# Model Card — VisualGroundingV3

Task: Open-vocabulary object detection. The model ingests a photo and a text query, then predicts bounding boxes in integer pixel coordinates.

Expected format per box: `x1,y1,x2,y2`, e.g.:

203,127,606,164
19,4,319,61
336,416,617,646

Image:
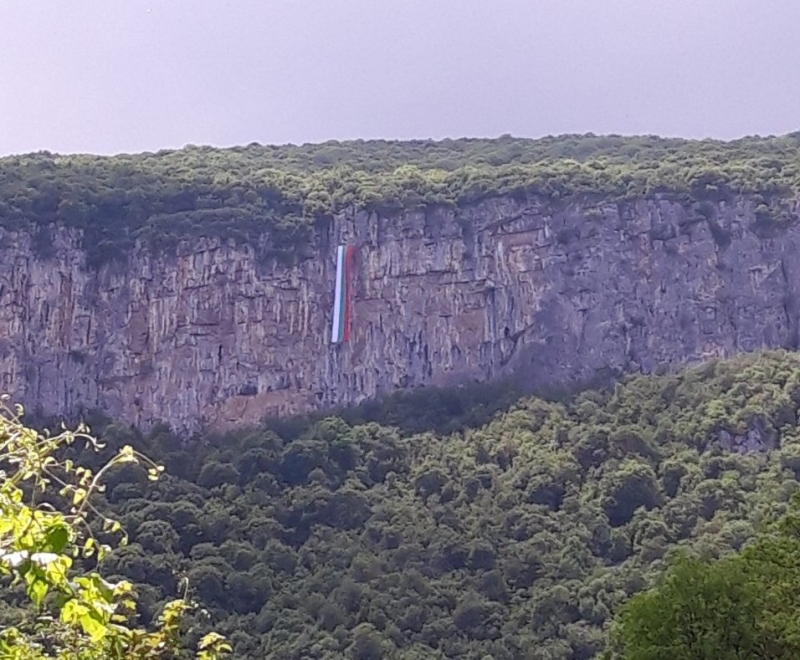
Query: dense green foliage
607,495,800,659
614,551,770,659
266,377,526,441
16,350,798,659
0,401,230,659
2,133,800,267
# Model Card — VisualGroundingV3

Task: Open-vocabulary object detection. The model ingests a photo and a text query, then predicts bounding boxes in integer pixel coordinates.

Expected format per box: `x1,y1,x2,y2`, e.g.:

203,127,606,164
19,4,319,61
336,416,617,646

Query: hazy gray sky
2,0,799,156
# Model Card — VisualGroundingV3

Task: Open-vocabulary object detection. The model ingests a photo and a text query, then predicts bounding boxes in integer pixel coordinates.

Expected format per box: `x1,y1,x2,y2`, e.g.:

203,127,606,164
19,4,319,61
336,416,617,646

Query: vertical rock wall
0,194,798,430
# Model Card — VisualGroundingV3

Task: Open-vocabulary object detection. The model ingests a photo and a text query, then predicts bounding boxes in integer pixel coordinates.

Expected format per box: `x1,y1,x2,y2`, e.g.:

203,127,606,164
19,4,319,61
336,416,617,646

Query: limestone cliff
1,194,799,430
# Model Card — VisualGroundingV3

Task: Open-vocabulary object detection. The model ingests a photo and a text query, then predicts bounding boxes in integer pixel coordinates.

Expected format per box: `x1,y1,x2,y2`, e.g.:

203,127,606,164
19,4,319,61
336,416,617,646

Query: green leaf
26,575,47,609
45,525,69,554
78,610,107,643
72,487,87,506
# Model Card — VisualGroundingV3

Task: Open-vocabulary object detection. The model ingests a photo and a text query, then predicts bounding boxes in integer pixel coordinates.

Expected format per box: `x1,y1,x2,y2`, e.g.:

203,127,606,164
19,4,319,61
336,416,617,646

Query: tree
607,494,800,659
738,498,800,656
0,399,231,659
608,552,764,659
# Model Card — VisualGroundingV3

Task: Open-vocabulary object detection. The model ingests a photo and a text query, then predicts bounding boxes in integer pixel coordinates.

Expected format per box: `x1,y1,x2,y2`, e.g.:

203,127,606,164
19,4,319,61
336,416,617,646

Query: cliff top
2,133,800,267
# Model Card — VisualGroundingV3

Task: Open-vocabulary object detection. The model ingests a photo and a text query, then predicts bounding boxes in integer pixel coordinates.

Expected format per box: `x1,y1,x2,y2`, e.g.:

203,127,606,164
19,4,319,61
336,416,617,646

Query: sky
1,0,799,156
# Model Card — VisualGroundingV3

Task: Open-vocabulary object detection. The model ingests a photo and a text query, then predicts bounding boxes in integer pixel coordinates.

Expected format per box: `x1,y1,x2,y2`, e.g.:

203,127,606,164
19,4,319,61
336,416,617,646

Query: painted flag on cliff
331,244,354,344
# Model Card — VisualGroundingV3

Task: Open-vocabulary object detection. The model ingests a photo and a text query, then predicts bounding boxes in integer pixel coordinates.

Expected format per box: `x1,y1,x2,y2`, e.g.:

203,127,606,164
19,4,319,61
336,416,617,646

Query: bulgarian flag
331,245,354,343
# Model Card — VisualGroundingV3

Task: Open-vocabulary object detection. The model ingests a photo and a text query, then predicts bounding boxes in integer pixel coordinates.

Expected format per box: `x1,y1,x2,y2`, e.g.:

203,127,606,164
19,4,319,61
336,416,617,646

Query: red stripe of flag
343,245,354,342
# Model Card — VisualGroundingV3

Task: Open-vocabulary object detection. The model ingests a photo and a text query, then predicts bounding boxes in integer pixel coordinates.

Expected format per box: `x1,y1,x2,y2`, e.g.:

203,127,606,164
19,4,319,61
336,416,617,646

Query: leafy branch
0,396,231,659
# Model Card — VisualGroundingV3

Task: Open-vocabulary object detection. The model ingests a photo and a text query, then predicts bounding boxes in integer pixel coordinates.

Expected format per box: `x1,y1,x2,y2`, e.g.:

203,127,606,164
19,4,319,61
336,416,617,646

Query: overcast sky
1,0,799,156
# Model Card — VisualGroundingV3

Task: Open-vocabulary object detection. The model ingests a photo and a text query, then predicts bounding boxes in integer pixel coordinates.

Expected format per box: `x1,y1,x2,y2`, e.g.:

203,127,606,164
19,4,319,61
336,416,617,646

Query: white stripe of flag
331,245,345,343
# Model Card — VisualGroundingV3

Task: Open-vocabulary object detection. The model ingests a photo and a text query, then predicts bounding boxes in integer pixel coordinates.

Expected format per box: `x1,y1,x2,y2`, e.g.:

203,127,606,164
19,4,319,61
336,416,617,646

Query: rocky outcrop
1,194,799,430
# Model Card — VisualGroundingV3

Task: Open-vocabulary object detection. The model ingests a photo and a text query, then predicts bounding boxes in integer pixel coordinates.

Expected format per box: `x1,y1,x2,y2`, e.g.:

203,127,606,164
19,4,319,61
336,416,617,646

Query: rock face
1,194,799,430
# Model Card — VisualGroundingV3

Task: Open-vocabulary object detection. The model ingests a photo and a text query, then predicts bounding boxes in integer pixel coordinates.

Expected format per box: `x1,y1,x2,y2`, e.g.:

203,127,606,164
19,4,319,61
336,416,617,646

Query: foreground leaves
0,398,230,659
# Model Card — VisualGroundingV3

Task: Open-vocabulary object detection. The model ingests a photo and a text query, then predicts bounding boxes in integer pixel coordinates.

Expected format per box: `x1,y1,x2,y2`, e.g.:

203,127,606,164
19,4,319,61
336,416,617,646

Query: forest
2,133,800,267
4,134,800,657
5,350,800,658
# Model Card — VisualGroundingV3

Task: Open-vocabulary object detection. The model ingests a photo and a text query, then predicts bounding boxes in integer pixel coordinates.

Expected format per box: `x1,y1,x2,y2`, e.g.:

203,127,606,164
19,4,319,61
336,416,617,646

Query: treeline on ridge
3,350,800,658
1,133,799,268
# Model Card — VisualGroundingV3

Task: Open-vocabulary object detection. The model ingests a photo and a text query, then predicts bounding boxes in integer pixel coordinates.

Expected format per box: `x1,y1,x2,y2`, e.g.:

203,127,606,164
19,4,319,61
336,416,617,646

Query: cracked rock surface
1,194,798,430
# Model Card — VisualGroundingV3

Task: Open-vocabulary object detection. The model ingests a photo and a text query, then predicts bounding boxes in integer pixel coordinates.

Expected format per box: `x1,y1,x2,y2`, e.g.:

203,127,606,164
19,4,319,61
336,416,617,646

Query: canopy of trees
8,350,799,659
1,133,799,267
607,494,800,659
